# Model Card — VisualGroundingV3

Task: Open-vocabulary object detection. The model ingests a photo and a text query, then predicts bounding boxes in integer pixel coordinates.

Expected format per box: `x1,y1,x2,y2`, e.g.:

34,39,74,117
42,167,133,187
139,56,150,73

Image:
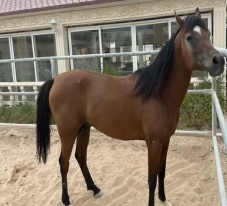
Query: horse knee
59,154,70,174
148,175,157,192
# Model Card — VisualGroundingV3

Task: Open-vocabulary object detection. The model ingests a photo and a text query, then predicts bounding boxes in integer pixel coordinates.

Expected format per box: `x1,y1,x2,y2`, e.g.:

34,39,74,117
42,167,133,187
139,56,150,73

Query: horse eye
186,35,193,42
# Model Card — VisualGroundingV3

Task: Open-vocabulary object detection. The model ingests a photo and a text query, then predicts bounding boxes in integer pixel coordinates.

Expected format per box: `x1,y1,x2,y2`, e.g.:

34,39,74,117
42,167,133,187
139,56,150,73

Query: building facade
0,0,226,104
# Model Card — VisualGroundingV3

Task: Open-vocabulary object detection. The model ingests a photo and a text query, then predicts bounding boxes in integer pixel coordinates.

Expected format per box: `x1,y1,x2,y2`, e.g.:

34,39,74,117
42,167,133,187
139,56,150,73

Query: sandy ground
0,127,227,206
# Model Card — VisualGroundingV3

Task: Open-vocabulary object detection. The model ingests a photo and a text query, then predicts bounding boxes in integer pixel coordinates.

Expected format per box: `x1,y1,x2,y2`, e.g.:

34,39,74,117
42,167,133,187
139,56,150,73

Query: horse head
175,7,224,77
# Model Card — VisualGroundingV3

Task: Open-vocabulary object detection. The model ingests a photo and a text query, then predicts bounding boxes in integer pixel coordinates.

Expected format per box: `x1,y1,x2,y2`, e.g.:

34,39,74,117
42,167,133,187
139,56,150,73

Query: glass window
0,38,12,82
0,38,11,101
171,22,178,37
136,23,168,68
0,31,56,83
71,30,100,72
102,27,132,76
34,34,56,81
13,36,35,82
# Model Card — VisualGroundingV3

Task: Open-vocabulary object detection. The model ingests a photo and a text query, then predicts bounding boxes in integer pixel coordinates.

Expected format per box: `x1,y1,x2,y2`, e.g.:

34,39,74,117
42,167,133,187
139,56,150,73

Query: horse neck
160,34,192,111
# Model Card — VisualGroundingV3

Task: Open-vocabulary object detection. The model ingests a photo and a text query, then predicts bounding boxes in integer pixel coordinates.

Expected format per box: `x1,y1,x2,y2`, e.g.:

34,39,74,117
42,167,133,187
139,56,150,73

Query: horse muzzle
207,54,225,77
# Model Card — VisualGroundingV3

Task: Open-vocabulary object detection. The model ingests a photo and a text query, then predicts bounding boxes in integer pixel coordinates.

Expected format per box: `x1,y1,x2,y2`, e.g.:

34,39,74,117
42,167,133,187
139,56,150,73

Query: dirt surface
0,127,227,206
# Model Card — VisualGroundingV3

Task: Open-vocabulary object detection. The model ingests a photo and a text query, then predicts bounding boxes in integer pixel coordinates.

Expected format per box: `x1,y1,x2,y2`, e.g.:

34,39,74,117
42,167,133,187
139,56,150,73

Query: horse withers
36,8,224,206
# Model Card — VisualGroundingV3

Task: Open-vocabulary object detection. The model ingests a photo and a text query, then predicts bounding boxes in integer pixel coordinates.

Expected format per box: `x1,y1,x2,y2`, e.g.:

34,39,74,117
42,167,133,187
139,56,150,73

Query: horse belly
88,105,144,141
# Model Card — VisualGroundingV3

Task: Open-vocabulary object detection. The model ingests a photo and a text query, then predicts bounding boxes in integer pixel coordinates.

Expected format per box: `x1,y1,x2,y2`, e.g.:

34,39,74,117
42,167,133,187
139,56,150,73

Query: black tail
36,78,54,164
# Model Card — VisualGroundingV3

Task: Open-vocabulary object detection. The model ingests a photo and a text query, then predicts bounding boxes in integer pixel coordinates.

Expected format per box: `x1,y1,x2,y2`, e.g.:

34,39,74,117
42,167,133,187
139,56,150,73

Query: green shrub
102,61,121,76
178,74,226,130
0,102,36,123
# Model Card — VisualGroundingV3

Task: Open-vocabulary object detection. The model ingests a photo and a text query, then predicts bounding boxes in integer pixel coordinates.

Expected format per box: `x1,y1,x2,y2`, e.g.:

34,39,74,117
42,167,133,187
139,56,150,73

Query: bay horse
36,8,224,206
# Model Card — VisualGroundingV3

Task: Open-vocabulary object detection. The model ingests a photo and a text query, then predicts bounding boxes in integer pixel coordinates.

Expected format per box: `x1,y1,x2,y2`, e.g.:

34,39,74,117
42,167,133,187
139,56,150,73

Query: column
55,23,70,73
8,86,15,106
213,6,226,48
20,86,27,102
33,86,38,101
213,6,226,96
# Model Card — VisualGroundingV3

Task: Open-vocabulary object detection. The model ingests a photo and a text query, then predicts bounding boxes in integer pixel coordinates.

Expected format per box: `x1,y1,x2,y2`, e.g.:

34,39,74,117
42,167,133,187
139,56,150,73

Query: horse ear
195,7,201,18
174,10,184,28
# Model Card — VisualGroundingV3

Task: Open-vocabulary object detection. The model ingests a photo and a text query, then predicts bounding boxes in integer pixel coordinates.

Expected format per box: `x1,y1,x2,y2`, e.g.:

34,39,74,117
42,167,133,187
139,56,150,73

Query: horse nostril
212,56,219,66
220,55,225,66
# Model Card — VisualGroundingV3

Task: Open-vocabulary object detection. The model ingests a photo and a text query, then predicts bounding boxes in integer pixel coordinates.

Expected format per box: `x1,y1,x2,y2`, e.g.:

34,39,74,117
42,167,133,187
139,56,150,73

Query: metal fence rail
0,48,227,205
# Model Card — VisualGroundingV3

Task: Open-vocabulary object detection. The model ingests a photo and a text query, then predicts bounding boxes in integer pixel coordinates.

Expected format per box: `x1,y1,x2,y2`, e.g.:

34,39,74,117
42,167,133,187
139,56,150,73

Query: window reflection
71,30,100,72
0,38,11,101
35,34,56,81
136,23,168,68
13,36,35,82
102,27,132,76
0,38,12,82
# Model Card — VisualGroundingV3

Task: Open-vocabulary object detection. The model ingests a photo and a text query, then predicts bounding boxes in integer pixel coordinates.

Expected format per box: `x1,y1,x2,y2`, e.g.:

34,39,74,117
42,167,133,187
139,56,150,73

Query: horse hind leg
75,124,103,198
58,130,77,206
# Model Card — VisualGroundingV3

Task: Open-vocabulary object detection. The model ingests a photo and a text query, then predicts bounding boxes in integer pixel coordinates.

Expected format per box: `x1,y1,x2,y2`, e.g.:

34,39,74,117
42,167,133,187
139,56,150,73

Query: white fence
0,48,226,205
0,78,205,106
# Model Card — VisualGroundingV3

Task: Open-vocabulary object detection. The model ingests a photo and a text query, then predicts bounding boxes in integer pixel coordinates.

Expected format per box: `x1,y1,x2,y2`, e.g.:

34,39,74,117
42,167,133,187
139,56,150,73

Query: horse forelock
183,15,208,33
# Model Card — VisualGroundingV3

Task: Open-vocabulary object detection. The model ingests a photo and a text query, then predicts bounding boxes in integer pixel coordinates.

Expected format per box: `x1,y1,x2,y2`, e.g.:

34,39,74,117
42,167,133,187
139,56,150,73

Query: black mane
132,15,207,101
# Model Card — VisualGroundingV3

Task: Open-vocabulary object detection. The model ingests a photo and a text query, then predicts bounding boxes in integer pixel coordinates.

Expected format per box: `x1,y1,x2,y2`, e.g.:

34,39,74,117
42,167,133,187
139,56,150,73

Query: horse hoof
94,190,103,199
160,201,172,206
159,194,166,202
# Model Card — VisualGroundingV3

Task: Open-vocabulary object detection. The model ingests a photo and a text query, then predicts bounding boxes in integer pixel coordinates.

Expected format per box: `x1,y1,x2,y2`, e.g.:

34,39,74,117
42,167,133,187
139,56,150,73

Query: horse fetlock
158,192,166,202
62,194,70,206
87,184,103,198
87,184,100,193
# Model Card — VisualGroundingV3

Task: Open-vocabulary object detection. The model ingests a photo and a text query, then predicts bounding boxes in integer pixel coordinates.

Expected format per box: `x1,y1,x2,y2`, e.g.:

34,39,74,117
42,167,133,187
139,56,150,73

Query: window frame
0,29,55,82
68,13,212,72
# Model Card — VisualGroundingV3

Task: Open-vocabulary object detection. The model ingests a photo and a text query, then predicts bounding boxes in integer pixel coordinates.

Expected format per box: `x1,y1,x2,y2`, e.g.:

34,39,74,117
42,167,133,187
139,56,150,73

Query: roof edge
0,0,125,17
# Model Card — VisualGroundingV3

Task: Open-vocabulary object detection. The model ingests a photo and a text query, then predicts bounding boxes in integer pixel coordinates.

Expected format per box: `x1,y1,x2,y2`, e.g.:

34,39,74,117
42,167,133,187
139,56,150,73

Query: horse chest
143,117,178,138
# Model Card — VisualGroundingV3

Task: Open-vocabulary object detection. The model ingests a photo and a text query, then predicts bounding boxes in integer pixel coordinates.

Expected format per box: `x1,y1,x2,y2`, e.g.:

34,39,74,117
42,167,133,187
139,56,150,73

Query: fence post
51,59,57,78
212,77,217,137
8,86,15,106
20,86,27,102
33,86,38,101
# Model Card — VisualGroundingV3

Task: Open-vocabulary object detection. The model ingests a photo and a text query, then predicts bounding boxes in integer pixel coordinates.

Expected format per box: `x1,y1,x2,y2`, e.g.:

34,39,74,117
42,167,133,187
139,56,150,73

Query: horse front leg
147,139,163,206
158,140,170,202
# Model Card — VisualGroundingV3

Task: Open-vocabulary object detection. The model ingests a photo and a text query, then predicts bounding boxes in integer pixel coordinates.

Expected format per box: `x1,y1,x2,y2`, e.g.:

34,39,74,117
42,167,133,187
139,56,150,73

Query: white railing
0,78,203,106
0,82,42,106
0,48,205,106
0,49,226,205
